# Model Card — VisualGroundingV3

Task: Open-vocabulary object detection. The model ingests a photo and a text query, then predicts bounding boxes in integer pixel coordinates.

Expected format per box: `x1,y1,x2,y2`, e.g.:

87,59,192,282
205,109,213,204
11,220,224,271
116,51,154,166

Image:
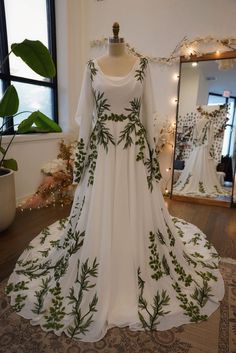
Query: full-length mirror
172,51,236,206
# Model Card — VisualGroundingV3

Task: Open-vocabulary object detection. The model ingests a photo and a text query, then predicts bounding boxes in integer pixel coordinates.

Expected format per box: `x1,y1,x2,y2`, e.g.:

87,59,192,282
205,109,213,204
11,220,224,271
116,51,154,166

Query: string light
18,140,75,211
91,36,236,65
173,73,179,81
171,97,178,105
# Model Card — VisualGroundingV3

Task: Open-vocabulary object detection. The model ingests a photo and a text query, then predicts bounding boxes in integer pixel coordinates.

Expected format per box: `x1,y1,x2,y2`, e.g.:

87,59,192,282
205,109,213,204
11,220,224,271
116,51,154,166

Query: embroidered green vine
88,60,98,81
138,268,170,330
43,282,66,330
67,258,99,339
73,138,86,184
135,57,148,82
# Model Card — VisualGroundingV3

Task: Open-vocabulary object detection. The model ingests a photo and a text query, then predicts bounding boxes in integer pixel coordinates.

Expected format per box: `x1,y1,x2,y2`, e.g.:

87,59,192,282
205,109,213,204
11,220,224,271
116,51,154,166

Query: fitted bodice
90,58,146,119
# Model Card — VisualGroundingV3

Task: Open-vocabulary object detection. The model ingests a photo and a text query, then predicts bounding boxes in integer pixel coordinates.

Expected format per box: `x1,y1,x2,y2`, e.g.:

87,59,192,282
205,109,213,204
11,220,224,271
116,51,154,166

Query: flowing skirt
6,135,224,342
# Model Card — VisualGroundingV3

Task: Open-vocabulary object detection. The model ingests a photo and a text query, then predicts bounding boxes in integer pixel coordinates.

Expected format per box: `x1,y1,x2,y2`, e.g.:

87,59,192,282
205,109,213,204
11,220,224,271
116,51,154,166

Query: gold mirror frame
171,50,236,207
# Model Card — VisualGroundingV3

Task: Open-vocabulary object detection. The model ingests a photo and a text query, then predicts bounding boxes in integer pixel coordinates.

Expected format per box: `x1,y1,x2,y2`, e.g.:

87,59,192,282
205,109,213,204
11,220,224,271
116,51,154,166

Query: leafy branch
138,268,170,330
67,258,99,339
32,276,52,314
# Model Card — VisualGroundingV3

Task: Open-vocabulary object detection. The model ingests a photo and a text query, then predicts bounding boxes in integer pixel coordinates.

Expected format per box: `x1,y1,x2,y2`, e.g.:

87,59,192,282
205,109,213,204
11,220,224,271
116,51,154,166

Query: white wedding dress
174,116,229,197
6,57,224,342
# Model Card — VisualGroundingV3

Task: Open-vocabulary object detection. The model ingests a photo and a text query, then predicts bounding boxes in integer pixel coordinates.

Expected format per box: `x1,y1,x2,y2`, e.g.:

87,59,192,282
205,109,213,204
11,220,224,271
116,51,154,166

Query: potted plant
0,39,62,231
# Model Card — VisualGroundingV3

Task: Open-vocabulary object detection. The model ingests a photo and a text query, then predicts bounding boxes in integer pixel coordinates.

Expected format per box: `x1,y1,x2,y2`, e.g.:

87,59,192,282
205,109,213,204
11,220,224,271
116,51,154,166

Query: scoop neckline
94,57,140,81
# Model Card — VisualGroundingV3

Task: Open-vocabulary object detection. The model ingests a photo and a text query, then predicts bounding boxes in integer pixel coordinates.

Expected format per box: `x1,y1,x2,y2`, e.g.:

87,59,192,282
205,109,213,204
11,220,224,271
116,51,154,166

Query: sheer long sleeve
141,61,162,188
73,64,94,184
141,62,157,151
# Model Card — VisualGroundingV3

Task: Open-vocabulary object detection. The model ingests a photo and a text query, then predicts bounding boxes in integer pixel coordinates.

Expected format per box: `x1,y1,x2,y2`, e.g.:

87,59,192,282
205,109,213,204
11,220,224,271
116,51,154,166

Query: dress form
97,22,137,77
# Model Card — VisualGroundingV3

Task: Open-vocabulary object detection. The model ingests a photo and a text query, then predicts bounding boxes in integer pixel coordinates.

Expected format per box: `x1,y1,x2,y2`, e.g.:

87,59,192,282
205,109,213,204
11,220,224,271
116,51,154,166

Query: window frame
0,0,58,135
208,92,236,156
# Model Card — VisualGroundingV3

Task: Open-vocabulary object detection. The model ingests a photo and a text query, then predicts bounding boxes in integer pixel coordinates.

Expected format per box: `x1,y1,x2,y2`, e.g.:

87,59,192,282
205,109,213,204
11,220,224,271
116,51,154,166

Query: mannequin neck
108,42,127,57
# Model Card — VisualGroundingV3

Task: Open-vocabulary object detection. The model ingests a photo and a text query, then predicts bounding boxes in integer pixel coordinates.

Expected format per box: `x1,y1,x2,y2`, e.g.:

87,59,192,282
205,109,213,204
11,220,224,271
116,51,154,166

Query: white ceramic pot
0,168,16,232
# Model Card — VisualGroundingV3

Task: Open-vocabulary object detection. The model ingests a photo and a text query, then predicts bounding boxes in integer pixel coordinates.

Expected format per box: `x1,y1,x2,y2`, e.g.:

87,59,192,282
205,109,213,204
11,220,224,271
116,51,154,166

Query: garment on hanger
173,115,230,197
6,57,224,342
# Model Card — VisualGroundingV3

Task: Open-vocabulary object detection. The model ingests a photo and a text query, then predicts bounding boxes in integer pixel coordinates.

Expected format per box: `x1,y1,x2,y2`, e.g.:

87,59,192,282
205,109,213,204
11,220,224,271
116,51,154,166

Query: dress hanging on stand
173,115,230,197
6,57,224,342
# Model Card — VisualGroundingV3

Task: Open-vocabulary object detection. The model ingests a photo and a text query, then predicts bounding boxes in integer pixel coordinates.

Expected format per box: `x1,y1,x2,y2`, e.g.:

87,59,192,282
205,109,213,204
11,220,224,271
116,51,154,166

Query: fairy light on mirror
173,73,179,81
171,97,178,105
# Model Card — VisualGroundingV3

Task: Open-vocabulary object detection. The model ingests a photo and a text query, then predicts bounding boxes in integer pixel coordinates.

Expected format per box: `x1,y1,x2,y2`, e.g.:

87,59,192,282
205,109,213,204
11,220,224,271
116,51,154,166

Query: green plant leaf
11,40,56,78
18,111,62,133
2,158,18,171
0,85,19,117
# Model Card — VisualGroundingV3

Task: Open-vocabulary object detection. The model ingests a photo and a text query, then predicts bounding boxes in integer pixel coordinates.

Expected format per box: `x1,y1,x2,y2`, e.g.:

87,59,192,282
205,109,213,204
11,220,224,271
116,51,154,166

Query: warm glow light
216,50,221,56
186,46,194,56
166,168,169,172
173,73,179,81
171,97,178,104
192,62,198,67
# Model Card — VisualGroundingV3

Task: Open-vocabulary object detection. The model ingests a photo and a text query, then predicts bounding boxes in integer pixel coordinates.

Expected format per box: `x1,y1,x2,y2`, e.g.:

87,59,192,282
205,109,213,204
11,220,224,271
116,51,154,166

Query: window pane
0,80,3,96
4,0,49,80
222,126,231,156
13,82,53,130
208,94,226,105
228,98,235,125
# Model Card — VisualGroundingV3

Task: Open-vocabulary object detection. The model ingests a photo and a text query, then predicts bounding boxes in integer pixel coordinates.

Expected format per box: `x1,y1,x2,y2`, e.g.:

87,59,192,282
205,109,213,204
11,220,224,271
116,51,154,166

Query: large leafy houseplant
0,39,62,171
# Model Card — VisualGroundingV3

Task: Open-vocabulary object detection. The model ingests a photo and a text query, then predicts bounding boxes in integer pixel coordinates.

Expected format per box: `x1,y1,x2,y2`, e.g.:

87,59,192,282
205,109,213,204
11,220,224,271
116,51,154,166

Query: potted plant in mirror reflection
0,39,62,232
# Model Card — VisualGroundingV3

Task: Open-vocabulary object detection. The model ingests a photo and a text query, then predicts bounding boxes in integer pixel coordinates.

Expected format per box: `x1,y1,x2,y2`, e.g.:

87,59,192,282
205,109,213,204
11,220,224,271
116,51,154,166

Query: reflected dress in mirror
173,108,230,198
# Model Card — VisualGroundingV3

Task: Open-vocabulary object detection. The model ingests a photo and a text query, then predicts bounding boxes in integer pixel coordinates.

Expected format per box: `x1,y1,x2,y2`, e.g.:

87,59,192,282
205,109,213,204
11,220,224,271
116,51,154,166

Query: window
0,0,58,134
208,93,236,156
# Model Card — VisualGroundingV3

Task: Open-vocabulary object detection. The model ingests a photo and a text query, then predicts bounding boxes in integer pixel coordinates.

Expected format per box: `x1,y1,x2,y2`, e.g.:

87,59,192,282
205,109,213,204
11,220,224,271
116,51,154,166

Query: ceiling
182,59,236,97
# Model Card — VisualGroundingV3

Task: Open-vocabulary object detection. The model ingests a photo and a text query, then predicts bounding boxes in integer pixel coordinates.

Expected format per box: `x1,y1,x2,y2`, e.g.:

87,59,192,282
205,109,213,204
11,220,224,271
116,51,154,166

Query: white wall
179,67,200,117
2,134,64,202
6,0,236,201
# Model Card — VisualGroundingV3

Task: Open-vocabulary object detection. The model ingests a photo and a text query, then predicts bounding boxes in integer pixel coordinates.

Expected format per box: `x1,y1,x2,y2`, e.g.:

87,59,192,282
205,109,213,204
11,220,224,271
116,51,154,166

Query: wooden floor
0,199,236,281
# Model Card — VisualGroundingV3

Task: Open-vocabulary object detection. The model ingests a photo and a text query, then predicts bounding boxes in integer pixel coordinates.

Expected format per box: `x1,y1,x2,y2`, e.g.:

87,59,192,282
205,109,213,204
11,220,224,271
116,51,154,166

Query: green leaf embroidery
73,138,86,184
43,282,66,330
5,280,29,295
138,268,170,330
172,281,208,323
190,281,213,308
180,173,192,191
199,182,205,193
135,57,148,82
67,258,99,339
40,227,51,245
169,251,193,287
94,91,110,118
88,60,98,81
32,276,52,314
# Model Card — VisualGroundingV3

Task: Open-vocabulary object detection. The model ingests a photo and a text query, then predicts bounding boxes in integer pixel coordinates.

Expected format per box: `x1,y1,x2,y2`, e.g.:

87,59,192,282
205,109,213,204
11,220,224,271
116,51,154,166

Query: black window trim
208,92,236,156
0,0,58,135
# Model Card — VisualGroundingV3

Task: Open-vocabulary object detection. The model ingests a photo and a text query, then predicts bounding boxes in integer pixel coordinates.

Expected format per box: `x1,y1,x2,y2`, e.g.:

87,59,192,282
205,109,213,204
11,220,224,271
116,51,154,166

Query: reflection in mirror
172,53,236,206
